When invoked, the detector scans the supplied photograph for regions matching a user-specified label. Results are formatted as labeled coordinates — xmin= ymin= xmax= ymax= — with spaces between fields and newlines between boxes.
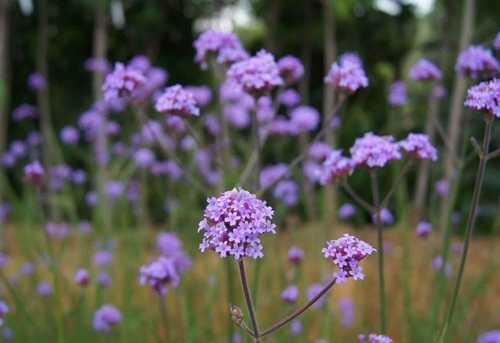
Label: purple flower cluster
xmin=194 ymin=30 xmax=248 ymax=70
xmin=156 ymin=232 xmax=192 ymax=274
xmin=277 ymin=55 xmax=304 ymax=85
xmin=260 ymin=164 xmax=289 ymax=190
xmin=416 ymin=221 xmax=432 ymax=238
xmin=409 ymin=59 xmax=442 ymax=81
xmin=399 ymin=133 xmax=438 ymax=161
xmin=288 ymin=246 xmax=304 ymax=265
xmin=155 ymin=85 xmax=200 ymax=117
xmin=74 ymin=268 xmax=90 ymax=287
xmin=338 ymin=203 xmax=357 ymax=221
xmin=45 ymin=222 xmax=70 ymax=240
xmin=60 ymin=126 xmax=80 ymax=145
xmin=24 ymin=161 xmax=44 ymax=186
xmin=139 ymin=256 xmax=180 ymax=295
xmin=27 ymin=72 xmax=47 ymax=91
xmin=324 ymin=54 xmax=368 ymax=93
xmin=281 ymin=285 xmax=299 ymax=304
xmin=37 ymin=282 xmax=53 ymax=297
xmin=320 ymin=150 xmax=355 ymax=185
xmin=279 ymin=89 xmax=301 ymax=108
xmin=456 ymin=46 xmax=499 ymax=79
xmin=227 ymin=50 xmax=283 ymax=95
xmin=198 ymin=188 xmax=276 ymax=259
xmin=307 ymin=283 xmax=327 ymax=309
xmin=373 ymin=208 xmax=394 ymax=226
xmin=477 ymin=330 xmax=500 ymax=343
xmin=93 ymin=305 xmax=122 ymax=333
xmin=322 ymin=234 xmax=376 ymax=283
xmin=12 ymin=104 xmax=37 ymax=122
xmin=350 ymin=133 xmax=402 ymax=168
xmin=0 ymin=302 xmax=8 ymax=326
xmin=339 ymin=298 xmax=355 ymax=328
xmin=184 ymin=86 xmax=212 ymax=107
xmin=273 ymin=180 xmax=299 ymax=206
xmin=102 ymin=63 xmax=146 ymax=103
xmin=290 ymin=106 xmax=320 ymax=133
xmin=464 ymin=79 xmax=500 ymax=118
xmin=388 ymin=81 xmax=407 ymax=107
xmin=358 ymin=334 xmax=393 ymax=343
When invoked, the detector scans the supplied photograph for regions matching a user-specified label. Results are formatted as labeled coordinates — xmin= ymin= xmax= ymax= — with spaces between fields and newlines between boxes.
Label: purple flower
xmin=339 ymin=298 xmax=355 ymax=328
xmin=456 ymin=46 xmax=499 ymax=79
xmin=279 ymin=89 xmax=301 ymax=108
xmin=277 ymin=55 xmax=304 ymax=85
xmin=227 ymin=50 xmax=283 ymax=96
xmin=71 ymin=169 xmax=87 ymax=185
xmin=477 ymin=330 xmax=500 ymax=343
xmin=0 ymin=204 xmax=10 ymax=224
xmin=256 ymin=96 xmax=275 ymax=123
xmin=27 ymin=72 xmax=47 ymax=91
xmin=309 ymin=142 xmax=333 ymax=162
xmin=432 ymin=84 xmax=447 ymax=99
xmin=320 ymin=150 xmax=355 ymax=185
xmin=399 ymin=133 xmax=438 ymax=161
xmin=79 ymin=221 xmax=92 ymax=235
xmin=358 ymin=334 xmax=393 ymax=343
xmin=435 ymin=179 xmax=449 ymax=198
xmin=134 ymin=148 xmax=155 ymax=169
xmin=324 ymin=54 xmax=368 ymax=93
xmin=1 ymin=153 xmax=15 ymax=168
xmin=204 ymin=115 xmax=221 ymax=136
xmin=290 ymin=319 xmax=303 ymax=336
xmin=20 ymin=262 xmax=35 ymax=276
xmin=0 ymin=253 xmax=9 ymax=268
xmin=260 ymin=164 xmax=289 ymax=190
xmin=24 ymin=161 xmax=44 ymax=186
xmin=416 ymin=221 xmax=432 ymax=238
xmin=0 ymin=302 xmax=8 ymax=326
xmin=12 ymin=104 xmax=37 ymax=122
xmin=273 ymin=180 xmax=299 ymax=206
xmin=290 ymin=106 xmax=320 ymax=133
xmin=86 ymin=191 xmax=99 ymax=207
xmin=224 ymin=105 xmax=251 ymax=129
xmin=464 ymin=78 xmax=500 ymax=118
xmin=27 ymin=131 xmax=42 ymax=147
xmin=287 ymin=246 xmax=304 ymax=266
xmin=84 ymin=57 xmax=111 ymax=74
xmin=194 ymin=30 xmax=248 ymax=70
xmin=37 ymin=282 xmax=53 ymax=297
xmin=373 ymin=208 xmax=394 ymax=226
xmin=106 ymin=181 xmax=124 ymax=200
xmin=139 ymin=256 xmax=180 ymax=294
xmin=45 ymin=222 xmax=70 ymax=240
xmin=129 ymin=55 xmax=151 ymax=71
xmin=74 ymin=269 xmax=90 ymax=287
xmin=268 ymin=117 xmax=297 ymax=136
xmin=9 ymin=141 xmax=27 ymax=158
xmin=156 ymin=232 xmax=192 ymax=274
xmin=323 ymin=234 xmax=376 ymax=283
xmin=60 ymin=126 xmax=80 ymax=145
xmin=281 ymin=285 xmax=299 ymax=304
xmin=388 ymin=81 xmax=407 ymax=107
xmin=409 ymin=59 xmax=442 ymax=81
xmin=432 ymin=256 xmax=452 ymax=277
xmin=184 ymin=86 xmax=212 ymax=107
xmin=303 ymin=161 xmax=323 ymax=184
xmin=93 ymin=305 xmax=122 ymax=333
xmin=350 ymin=133 xmax=402 ymax=168
xmin=102 ymin=63 xmax=147 ymax=103
xmin=97 ymin=272 xmax=112 ymax=288
xmin=198 ymin=188 xmax=276 ymax=259
xmin=155 ymin=85 xmax=200 ymax=117
xmin=94 ymin=251 xmax=113 ymax=269
xmin=307 ymin=283 xmax=327 ymax=309
xmin=338 ymin=203 xmax=357 ymax=221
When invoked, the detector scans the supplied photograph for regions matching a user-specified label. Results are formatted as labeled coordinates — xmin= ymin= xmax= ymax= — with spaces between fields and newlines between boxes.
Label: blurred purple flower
xmin=155 ymin=85 xmax=200 ymax=117
xmin=290 ymin=106 xmax=320 ymax=133
xmin=93 ymin=305 xmax=122 ymax=333
xmin=27 ymin=72 xmax=47 ymax=91
xmin=102 ymin=62 xmax=146 ymax=103
xmin=309 ymin=142 xmax=333 ymax=162
xmin=339 ymin=298 xmax=355 ymax=328
xmin=290 ymin=319 xmax=303 ymax=336
xmin=281 ymin=285 xmax=299 ymax=304
xmin=97 ymin=272 xmax=112 ymax=288
xmin=37 ymin=282 xmax=53 ymax=297
xmin=409 ymin=59 xmax=442 ymax=81
xmin=74 ymin=269 xmax=90 ymax=287
xmin=416 ymin=221 xmax=432 ymax=238
xmin=139 ymin=256 xmax=180 ymax=295
xmin=194 ymin=30 xmax=248 ymax=70
xmin=279 ymin=89 xmax=301 ymax=108
xmin=432 ymin=256 xmax=452 ymax=277
xmin=84 ymin=57 xmax=111 ymax=74
xmin=435 ymin=179 xmax=449 ymax=198
xmin=134 ymin=148 xmax=155 ymax=169
xmin=456 ymin=46 xmax=499 ymax=79
xmin=400 ymin=133 xmax=438 ymax=161
xmin=12 ymin=104 xmax=37 ymax=122
xmin=45 ymin=222 xmax=70 ymax=240
xmin=477 ymin=330 xmax=500 ymax=343
xmin=106 ymin=181 xmax=124 ymax=200
xmin=338 ymin=203 xmax=357 ymax=221
xmin=260 ymin=164 xmax=289 ymax=190
xmin=350 ymin=133 xmax=402 ymax=168
xmin=307 ymin=283 xmax=327 ymax=309
xmin=372 ymin=208 xmax=394 ymax=226
xmin=60 ymin=126 xmax=80 ymax=145
xmin=388 ymin=81 xmax=407 ymax=107
xmin=273 ymin=180 xmax=299 ymax=206
xmin=24 ymin=161 xmax=44 ymax=186
xmin=320 ymin=150 xmax=355 ymax=185
xmin=185 ymin=85 xmax=212 ymax=107
xmin=277 ymin=55 xmax=304 ymax=85
xmin=358 ymin=334 xmax=393 ymax=343
xmin=288 ymin=246 xmax=304 ymax=266
xmin=94 ymin=251 xmax=113 ymax=269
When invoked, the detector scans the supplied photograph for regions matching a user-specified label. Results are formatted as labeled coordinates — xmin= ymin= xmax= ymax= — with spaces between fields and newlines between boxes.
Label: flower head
xmin=156 ymin=232 xmax=192 ymax=274
xmin=290 ymin=106 xmax=320 ymax=133
xmin=60 ymin=126 xmax=80 ymax=145
xmin=227 ymin=50 xmax=283 ymax=95
xmin=102 ymin=63 xmax=146 ymax=103
xmin=74 ymin=269 xmax=90 ymax=287
xmin=358 ymin=334 xmax=393 ymax=343
xmin=322 ymin=234 xmax=376 ymax=283
xmin=288 ymin=246 xmax=304 ymax=265
xmin=409 ymin=59 xmax=442 ymax=81
xmin=400 ymin=133 xmax=438 ymax=161
xmin=388 ymin=81 xmax=407 ymax=107
xmin=281 ymin=285 xmax=299 ymax=304
xmin=155 ymin=85 xmax=200 ymax=117
xmin=339 ymin=298 xmax=355 ymax=328
xmin=307 ymin=283 xmax=327 ymax=309
xmin=279 ymin=89 xmax=302 ymax=108
xmin=93 ymin=305 xmax=122 ymax=333
xmin=416 ymin=221 xmax=432 ymax=238
xmin=28 ymin=72 xmax=47 ymax=91
xmin=350 ymin=133 xmax=402 ymax=168
xmin=0 ymin=302 xmax=8 ymax=326
xmin=184 ymin=86 xmax=212 ymax=107
xmin=339 ymin=203 xmax=357 ymax=221
xmin=320 ymin=150 xmax=355 ymax=185
xmin=324 ymin=54 xmax=368 ymax=93
xmin=260 ymin=164 xmax=289 ymax=190
xmin=464 ymin=78 xmax=500 ymax=117
xmin=139 ymin=256 xmax=180 ymax=294
xmin=37 ymin=282 xmax=53 ymax=297
xmin=97 ymin=272 xmax=112 ymax=288
xmin=24 ymin=161 xmax=44 ymax=186
xmin=456 ymin=46 xmax=499 ymax=79
xmin=198 ymin=188 xmax=276 ymax=259
xmin=373 ymin=208 xmax=394 ymax=226
xmin=477 ymin=330 xmax=500 ymax=343
xmin=194 ymin=30 xmax=248 ymax=69
xmin=273 ymin=180 xmax=299 ymax=206
xmin=45 ymin=222 xmax=69 ymax=240
xmin=93 ymin=251 xmax=113 ymax=269
xmin=277 ymin=55 xmax=304 ymax=85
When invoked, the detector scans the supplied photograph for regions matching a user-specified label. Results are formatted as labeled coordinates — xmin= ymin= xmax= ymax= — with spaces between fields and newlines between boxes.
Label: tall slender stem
xmin=370 ymin=171 xmax=387 ymax=333
xmin=237 ymin=260 xmax=260 ymax=342
xmin=437 ymin=115 xmax=494 ymax=342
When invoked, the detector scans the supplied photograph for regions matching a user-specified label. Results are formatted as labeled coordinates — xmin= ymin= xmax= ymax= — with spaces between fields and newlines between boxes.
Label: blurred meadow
xmin=1 ymin=0 xmax=500 ymax=342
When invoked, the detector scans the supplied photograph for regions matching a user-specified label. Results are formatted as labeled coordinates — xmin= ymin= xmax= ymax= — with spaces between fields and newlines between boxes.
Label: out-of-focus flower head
xmin=320 ymin=150 xmax=355 ymax=185
xmin=194 ymin=30 xmax=249 ymax=70
xmin=279 ymin=89 xmax=301 ymax=108
xmin=0 ymin=301 xmax=8 ymax=326
xmin=93 ymin=251 xmax=113 ymax=269
xmin=45 ymin=222 xmax=70 ymax=240
xmin=134 ymin=148 xmax=155 ymax=169
xmin=477 ymin=330 xmax=500 ymax=343
xmin=268 ymin=116 xmax=297 ymax=136
xmin=139 ymin=256 xmax=180 ymax=295
xmin=435 ymin=179 xmax=449 ymax=198
xmin=338 ymin=203 xmax=357 ymax=221
xmin=106 ymin=181 xmax=124 ymax=200
xmin=464 ymin=78 xmax=500 ymax=118
xmin=277 ymin=55 xmax=304 ymax=85
xmin=37 ymin=282 xmax=53 ymax=297
xmin=24 ymin=161 xmax=44 ymax=186
xmin=325 ymin=53 xmax=368 ymax=93
xmin=456 ymin=46 xmax=499 ymax=79
xmin=260 ymin=164 xmax=289 ymax=190
xmin=388 ymin=81 xmax=407 ymax=107
xmin=399 ymin=133 xmax=438 ymax=161
xmin=350 ymin=133 xmax=402 ymax=168
xmin=60 ymin=126 xmax=80 ymax=145
xmin=256 ymin=96 xmax=275 ymax=123
xmin=281 ymin=285 xmax=299 ymax=304
xmin=273 ymin=180 xmax=299 ymax=206
xmin=416 ymin=221 xmax=432 ymax=238
xmin=97 ymin=272 xmax=112 ymax=288
xmin=84 ymin=57 xmax=111 ymax=74
xmin=373 ymin=208 xmax=394 ymax=226
xmin=156 ymin=232 xmax=192 ymax=274
xmin=307 ymin=283 xmax=327 ymax=309
xmin=93 ymin=305 xmax=122 ymax=333
xmin=12 ymin=104 xmax=37 ymax=122
xmin=27 ymin=72 xmax=47 ymax=91
xmin=339 ymin=298 xmax=355 ymax=328
xmin=290 ymin=319 xmax=303 ymax=336
xmin=288 ymin=246 xmax=304 ymax=266
xmin=155 ymin=85 xmax=200 ymax=117
xmin=102 ymin=63 xmax=146 ymax=103
xmin=409 ymin=59 xmax=442 ymax=81
xmin=432 ymin=256 xmax=452 ymax=277
xmin=309 ymin=142 xmax=333 ymax=162
xmin=74 ymin=268 xmax=90 ymax=287
xmin=185 ymin=86 xmax=212 ymax=108
xmin=358 ymin=334 xmax=393 ymax=343
xmin=290 ymin=106 xmax=320 ymax=133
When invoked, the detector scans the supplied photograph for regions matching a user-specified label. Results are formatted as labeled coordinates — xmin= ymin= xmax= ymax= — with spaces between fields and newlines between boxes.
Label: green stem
xmin=237 ymin=260 xmax=261 ymax=342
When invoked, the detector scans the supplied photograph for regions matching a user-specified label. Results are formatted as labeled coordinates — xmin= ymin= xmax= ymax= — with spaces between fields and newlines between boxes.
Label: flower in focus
xmin=139 ymin=256 xmax=180 ymax=295
xmin=74 ymin=269 xmax=91 ymax=287
xmin=227 ymin=50 xmax=283 ymax=96
xmin=102 ymin=63 xmax=146 ymax=103
xmin=288 ymin=246 xmax=304 ymax=265
xmin=338 ymin=203 xmax=357 ymax=221
xmin=307 ymin=283 xmax=327 ymax=309
xmin=388 ymin=81 xmax=407 ymax=107
xmin=456 ymin=46 xmax=499 ymax=79
xmin=464 ymin=79 xmax=500 ymax=118
xmin=323 ymin=234 xmax=376 ymax=283
xmin=93 ymin=305 xmax=122 ymax=333
xmin=409 ymin=59 xmax=442 ymax=81
xmin=198 ymin=188 xmax=276 ymax=259
xmin=320 ymin=150 xmax=355 ymax=185
xmin=290 ymin=106 xmax=320 ymax=133
xmin=273 ymin=180 xmax=299 ymax=206
xmin=194 ymin=30 xmax=248 ymax=70
xmin=324 ymin=54 xmax=368 ymax=93
xmin=416 ymin=221 xmax=432 ymax=238
xmin=399 ymin=133 xmax=438 ymax=161
xmin=156 ymin=232 xmax=192 ymax=274
xmin=358 ymin=333 xmax=393 ymax=343
xmin=277 ymin=55 xmax=304 ymax=85
xmin=350 ymin=133 xmax=402 ymax=168
xmin=281 ymin=285 xmax=299 ymax=304
xmin=24 ymin=161 xmax=44 ymax=186
xmin=155 ymin=85 xmax=200 ymax=117
xmin=477 ymin=330 xmax=500 ymax=343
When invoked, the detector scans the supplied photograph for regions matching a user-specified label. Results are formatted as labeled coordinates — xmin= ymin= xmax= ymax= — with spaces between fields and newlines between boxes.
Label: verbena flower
xmin=97 ymin=272 xmax=112 ymax=288
xmin=350 ymin=133 xmax=402 ymax=168
xmin=279 ymin=89 xmax=301 ymax=107
xmin=74 ymin=269 xmax=90 ymax=287
xmin=134 ymin=148 xmax=155 ymax=169
xmin=494 ymin=33 xmax=500 ymax=50
xmin=0 ymin=301 xmax=8 ymax=326
xmin=416 ymin=221 xmax=432 ymax=238
xmin=435 ymin=179 xmax=449 ymax=198
xmin=198 ymin=188 xmax=276 ymax=259
xmin=273 ymin=180 xmax=299 ymax=206
xmin=373 ymin=208 xmax=394 ymax=226
xmin=324 ymin=54 xmax=368 ymax=93
xmin=227 ymin=50 xmax=283 ymax=96
xmin=399 ymin=133 xmax=438 ymax=161
xmin=388 ymin=81 xmax=407 ymax=107
xmin=24 ymin=161 xmax=44 ymax=186
xmin=156 ymin=232 xmax=192 ymax=274
xmin=60 ymin=126 xmax=80 ymax=145
xmin=358 ymin=333 xmax=393 ymax=343
xmin=260 ymin=164 xmax=289 ymax=190
xmin=2 ymin=327 xmax=12 ymax=341
xmin=155 ymin=85 xmax=200 ymax=117
xmin=194 ymin=30 xmax=248 ymax=70
xmin=477 ymin=330 xmax=500 ymax=343
xmin=281 ymin=285 xmax=299 ymax=304
xmin=102 ymin=63 xmax=146 ymax=103
xmin=290 ymin=106 xmax=320 ymax=133
xmin=12 ymin=104 xmax=37 ymax=122
xmin=339 ymin=298 xmax=355 ymax=328
xmin=290 ymin=319 xmax=303 ymax=336
xmin=27 ymin=72 xmax=47 ymax=91
xmin=93 ymin=305 xmax=122 ymax=333
xmin=339 ymin=203 xmax=357 ymax=221
xmin=456 ymin=46 xmax=499 ymax=79
xmin=93 ymin=251 xmax=113 ymax=269
xmin=320 ymin=150 xmax=355 ymax=185
xmin=307 ymin=283 xmax=327 ymax=308
xmin=37 ymin=282 xmax=53 ymax=298
xmin=288 ymin=246 xmax=304 ymax=265
xmin=308 ymin=142 xmax=333 ymax=162
xmin=84 ymin=57 xmax=110 ymax=74
xmin=322 ymin=234 xmax=376 ymax=283
xmin=464 ymin=78 xmax=500 ymax=118
xmin=409 ymin=59 xmax=442 ymax=81
xmin=45 ymin=222 xmax=70 ymax=240
xmin=139 ymin=256 xmax=180 ymax=295
xmin=184 ymin=86 xmax=212 ymax=107
xmin=277 ymin=55 xmax=304 ymax=85
xmin=432 ymin=256 xmax=452 ymax=277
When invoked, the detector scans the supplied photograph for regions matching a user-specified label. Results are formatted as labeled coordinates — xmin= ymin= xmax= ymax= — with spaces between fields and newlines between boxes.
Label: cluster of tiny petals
xmin=358 ymin=333 xmax=393 ymax=343
xmin=456 ymin=46 xmax=499 ymax=79
xmin=277 ymin=55 xmax=304 ymax=84
xmin=322 ymin=234 xmax=376 ymax=283
xmin=198 ymin=188 xmax=276 ymax=259
xmin=155 ymin=85 xmax=200 ymax=117
xmin=399 ymin=133 xmax=438 ymax=161
xmin=464 ymin=78 xmax=500 ymax=118
xmin=227 ymin=50 xmax=283 ymax=95
xmin=93 ymin=305 xmax=122 ymax=333
xmin=194 ymin=30 xmax=248 ymax=69
xmin=324 ymin=54 xmax=368 ymax=93
xmin=102 ymin=63 xmax=147 ymax=103
xmin=139 ymin=256 xmax=180 ymax=295
xmin=320 ymin=150 xmax=355 ymax=185
xmin=409 ymin=59 xmax=442 ymax=81
xmin=350 ymin=133 xmax=402 ymax=168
